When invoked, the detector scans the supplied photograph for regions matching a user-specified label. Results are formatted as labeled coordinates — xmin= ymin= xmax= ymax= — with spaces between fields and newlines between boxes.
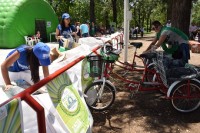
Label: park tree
xmin=170 ymin=0 xmax=192 ymax=35
xmin=192 ymin=0 xmax=200 ymax=25
xmin=47 ymin=0 xmax=75 ymax=19
xmin=111 ymin=0 xmax=118 ymax=25
xmin=45 ymin=0 xmax=200 ymax=35
xmin=130 ymin=0 xmax=163 ymax=32
xmin=90 ymin=0 xmax=95 ymax=23
xmin=166 ymin=0 xmax=199 ymax=35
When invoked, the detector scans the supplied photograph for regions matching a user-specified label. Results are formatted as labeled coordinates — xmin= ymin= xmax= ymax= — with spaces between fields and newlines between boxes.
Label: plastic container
xmin=87 ymin=55 xmax=102 ymax=77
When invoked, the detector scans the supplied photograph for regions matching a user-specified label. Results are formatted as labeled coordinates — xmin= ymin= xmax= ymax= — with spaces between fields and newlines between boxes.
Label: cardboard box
xmin=191 ymin=43 xmax=200 ymax=53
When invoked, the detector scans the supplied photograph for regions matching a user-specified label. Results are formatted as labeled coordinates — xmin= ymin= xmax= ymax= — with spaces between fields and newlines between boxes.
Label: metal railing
xmin=0 ymin=46 xmax=101 ymax=133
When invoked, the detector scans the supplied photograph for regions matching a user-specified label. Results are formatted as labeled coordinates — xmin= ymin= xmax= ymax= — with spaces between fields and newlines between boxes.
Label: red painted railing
xmin=111 ymin=37 xmax=119 ymax=49
xmin=0 ymin=45 xmax=101 ymax=133
xmin=111 ymin=33 xmax=124 ymax=50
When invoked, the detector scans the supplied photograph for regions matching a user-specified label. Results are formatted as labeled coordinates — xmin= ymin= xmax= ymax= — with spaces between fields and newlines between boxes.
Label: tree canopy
xmin=47 ymin=0 xmax=199 ymax=34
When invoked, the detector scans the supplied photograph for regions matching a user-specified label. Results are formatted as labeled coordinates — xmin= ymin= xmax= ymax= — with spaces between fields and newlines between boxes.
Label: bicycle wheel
xmin=84 ymin=81 xmax=115 ymax=111
xmin=145 ymin=63 xmax=156 ymax=82
xmin=170 ymin=80 xmax=200 ymax=113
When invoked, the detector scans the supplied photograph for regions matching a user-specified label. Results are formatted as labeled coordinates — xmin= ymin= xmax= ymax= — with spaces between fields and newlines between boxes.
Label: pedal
xmin=132 ymin=62 xmax=136 ymax=66
xmin=128 ymin=83 xmax=138 ymax=89
xmin=129 ymin=92 xmax=135 ymax=99
xmin=128 ymin=83 xmax=141 ymax=99
xmin=83 ymin=93 xmax=88 ymax=98
xmin=128 ymin=83 xmax=139 ymax=92
xmin=140 ymin=81 xmax=161 ymax=88
xmin=122 ymin=70 xmax=129 ymax=76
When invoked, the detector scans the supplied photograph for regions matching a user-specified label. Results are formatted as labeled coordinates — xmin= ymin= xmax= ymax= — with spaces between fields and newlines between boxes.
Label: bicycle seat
xmin=140 ymin=53 xmax=157 ymax=59
xmin=130 ymin=42 xmax=143 ymax=48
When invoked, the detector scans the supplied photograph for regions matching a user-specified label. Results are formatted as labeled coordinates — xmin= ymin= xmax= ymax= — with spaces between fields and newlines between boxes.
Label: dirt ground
xmin=92 ymin=33 xmax=200 ymax=133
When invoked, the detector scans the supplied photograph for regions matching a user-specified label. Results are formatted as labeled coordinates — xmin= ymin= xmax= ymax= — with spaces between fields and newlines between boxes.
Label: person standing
xmin=90 ymin=22 xmax=96 ymax=37
xmin=189 ymin=22 xmax=198 ymax=40
xmin=80 ymin=22 xmax=89 ymax=37
xmin=135 ymin=26 xmax=138 ymax=39
xmin=110 ymin=25 xmax=115 ymax=34
xmin=55 ymin=13 xmax=76 ymax=47
xmin=166 ymin=20 xmax=171 ymax=27
xmin=75 ymin=22 xmax=81 ymax=42
xmin=130 ymin=27 xmax=134 ymax=39
xmin=140 ymin=27 xmax=144 ymax=38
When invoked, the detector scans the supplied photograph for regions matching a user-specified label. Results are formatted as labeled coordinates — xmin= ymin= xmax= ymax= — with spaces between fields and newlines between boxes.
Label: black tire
xmin=145 ymin=63 xmax=156 ymax=82
xmin=169 ymin=80 xmax=200 ymax=113
xmin=145 ymin=63 xmax=168 ymax=94
xmin=84 ymin=81 xmax=115 ymax=111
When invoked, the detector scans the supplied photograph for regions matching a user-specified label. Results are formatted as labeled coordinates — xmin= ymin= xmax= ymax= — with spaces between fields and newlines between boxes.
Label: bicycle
xmin=84 ymin=43 xmax=166 ymax=111
xmin=84 ymin=53 xmax=116 ymax=111
xmin=84 ymin=42 xmax=200 ymax=113
xmin=138 ymin=51 xmax=200 ymax=113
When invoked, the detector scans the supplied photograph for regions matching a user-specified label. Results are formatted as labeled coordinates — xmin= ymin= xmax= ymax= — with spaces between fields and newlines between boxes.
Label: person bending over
xmin=144 ymin=20 xmax=190 ymax=67
xmin=1 ymin=42 xmax=51 ymax=90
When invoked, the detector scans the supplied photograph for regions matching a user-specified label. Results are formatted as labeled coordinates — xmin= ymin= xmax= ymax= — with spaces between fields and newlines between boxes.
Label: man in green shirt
xmin=145 ymin=20 xmax=190 ymax=67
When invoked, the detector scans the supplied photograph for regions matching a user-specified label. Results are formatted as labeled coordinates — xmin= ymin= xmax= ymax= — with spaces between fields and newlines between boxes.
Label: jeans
xmin=162 ymin=43 xmax=190 ymax=70
xmin=180 ymin=43 xmax=190 ymax=63
xmin=82 ymin=33 xmax=89 ymax=37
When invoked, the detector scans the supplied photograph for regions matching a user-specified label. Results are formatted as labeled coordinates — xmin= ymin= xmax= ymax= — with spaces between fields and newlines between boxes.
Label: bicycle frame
xmin=115 ymin=46 xmax=146 ymax=72
xmin=98 ymin=77 xmax=106 ymax=100
xmin=101 ymin=59 xmax=167 ymax=92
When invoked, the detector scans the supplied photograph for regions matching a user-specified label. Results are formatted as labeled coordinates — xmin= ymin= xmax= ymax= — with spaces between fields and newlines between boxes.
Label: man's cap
xmin=62 ymin=13 xmax=70 ymax=19
xmin=33 ymin=42 xmax=51 ymax=66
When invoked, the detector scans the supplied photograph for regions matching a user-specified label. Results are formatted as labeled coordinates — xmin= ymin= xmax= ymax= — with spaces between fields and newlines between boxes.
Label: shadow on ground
xmin=92 ymin=86 xmax=200 ymax=133
xmin=92 ymin=35 xmax=200 ymax=133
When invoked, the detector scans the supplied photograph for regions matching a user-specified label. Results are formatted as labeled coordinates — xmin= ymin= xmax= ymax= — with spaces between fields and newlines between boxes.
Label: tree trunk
xmin=90 ymin=0 xmax=95 ymax=23
xmin=146 ymin=17 xmax=149 ymax=32
xmin=142 ymin=16 xmax=144 ymax=28
xmin=112 ymin=0 xmax=117 ymax=25
xmin=149 ymin=19 xmax=152 ymax=32
xmin=167 ymin=0 xmax=172 ymax=20
xmin=171 ymin=0 xmax=192 ymax=36
xmin=105 ymin=11 xmax=109 ymax=29
xmin=138 ymin=6 xmax=141 ymax=27
xmin=134 ymin=7 xmax=137 ymax=26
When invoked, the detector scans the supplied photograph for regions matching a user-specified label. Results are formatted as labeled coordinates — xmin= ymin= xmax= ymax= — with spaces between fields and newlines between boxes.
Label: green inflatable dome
xmin=0 ymin=0 xmax=59 ymax=48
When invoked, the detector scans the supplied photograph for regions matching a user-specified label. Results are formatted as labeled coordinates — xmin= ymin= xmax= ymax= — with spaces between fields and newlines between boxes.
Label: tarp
xmin=0 ymin=98 xmax=23 ymax=133
xmin=0 ymin=37 xmax=103 ymax=133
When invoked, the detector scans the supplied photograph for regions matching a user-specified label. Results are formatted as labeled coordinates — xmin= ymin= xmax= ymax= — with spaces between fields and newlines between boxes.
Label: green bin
xmin=87 ymin=55 xmax=102 ymax=77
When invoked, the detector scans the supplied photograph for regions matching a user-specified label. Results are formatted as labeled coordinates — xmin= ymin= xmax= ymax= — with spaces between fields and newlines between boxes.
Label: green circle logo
xmin=59 ymin=86 xmax=80 ymax=116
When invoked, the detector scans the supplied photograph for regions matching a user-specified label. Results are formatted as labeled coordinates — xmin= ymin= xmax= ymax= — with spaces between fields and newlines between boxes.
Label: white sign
xmin=47 ymin=21 xmax=51 ymax=28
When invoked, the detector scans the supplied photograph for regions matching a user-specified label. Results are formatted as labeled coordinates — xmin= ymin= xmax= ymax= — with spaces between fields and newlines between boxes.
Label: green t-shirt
xmin=156 ymin=26 xmax=189 ymax=54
